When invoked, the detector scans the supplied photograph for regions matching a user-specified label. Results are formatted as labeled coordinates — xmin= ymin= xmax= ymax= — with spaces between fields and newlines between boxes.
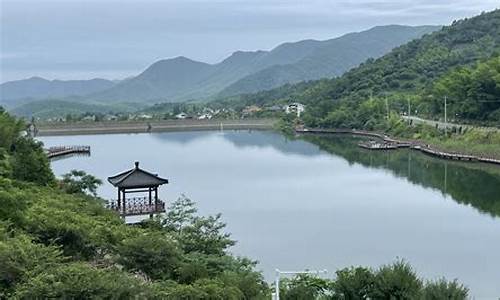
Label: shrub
xmin=421 ymin=278 xmax=469 ymax=300
xmin=331 ymin=266 xmax=375 ymax=299
xmin=369 ymin=260 xmax=423 ymax=299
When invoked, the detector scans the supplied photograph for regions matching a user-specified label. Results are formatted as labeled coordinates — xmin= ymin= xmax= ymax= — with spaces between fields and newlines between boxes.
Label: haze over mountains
xmin=0 ymin=25 xmax=439 ymax=109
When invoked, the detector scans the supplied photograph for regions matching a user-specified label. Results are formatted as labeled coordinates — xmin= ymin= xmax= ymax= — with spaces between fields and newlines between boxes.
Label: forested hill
xmin=85 ymin=25 xmax=438 ymax=104
xmin=225 ymin=9 xmax=500 ymax=127
xmin=218 ymin=25 xmax=439 ymax=97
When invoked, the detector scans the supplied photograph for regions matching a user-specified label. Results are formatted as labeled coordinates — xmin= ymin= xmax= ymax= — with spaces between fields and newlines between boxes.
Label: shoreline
xmin=296 ymin=128 xmax=500 ymax=166
xmin=35 ymin=118 xmax=278 ymax=136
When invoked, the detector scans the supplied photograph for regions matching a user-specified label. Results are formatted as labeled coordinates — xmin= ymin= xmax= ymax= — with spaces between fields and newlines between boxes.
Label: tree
xmin=421 ymin=278 xmax=469 ymax=300
xmin=60 ymin=170 xmax=102 ymax=196
xmin=331 ymin=266 xmax=375 ymax=299
xmin=161 ymin=196 xmax=235 ymax=256
xmin=0 ymin=111 xmax=23 ymax=150
xmin=278 ymin=274 xmax=330 ymax=300
xmin=10 ymin=138 xmax=55 ymax=186
xmin=369 ymin=260 xmax=423 ymax=300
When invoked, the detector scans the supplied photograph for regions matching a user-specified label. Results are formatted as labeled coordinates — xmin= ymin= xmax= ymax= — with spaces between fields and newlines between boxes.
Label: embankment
xmin=36 ymin=119 xmax=278 ymax=136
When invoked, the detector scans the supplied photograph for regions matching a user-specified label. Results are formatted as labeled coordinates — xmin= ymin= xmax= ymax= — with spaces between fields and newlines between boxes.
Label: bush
xmin=60 ymin=169 xmax=103 ymax=196
xmin=0 ymin=227 xmax=63 ymax=297
xmin=331 ymin=266 xmax=375 ymax=299
xmin=369 ymin=260 xmax=423 ymax=299
xmin=118 ymin=231 xmax=181 ymax=280
xmin=422 ymin=278 xmax=469 ymax=300
xmin=13 ymin=263 xmax=152 ymax=299
xmin=10 ymin=138 xmax=55 ymax=186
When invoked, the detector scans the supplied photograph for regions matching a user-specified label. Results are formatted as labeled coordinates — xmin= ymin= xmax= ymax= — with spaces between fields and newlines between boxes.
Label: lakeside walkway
xmin=296 ymin=128 xmax=500 ymax=166
xmin=36 ymin=118 xmax=278 ymax=136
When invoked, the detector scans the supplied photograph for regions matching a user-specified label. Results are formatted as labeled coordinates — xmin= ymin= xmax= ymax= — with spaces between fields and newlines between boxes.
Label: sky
xmin=1 ymin=0 xmax=499 ymax=83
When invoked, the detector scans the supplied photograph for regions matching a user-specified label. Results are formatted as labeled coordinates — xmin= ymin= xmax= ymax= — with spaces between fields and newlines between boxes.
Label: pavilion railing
xmin=107 ymin=196 xmax=166 ymax=216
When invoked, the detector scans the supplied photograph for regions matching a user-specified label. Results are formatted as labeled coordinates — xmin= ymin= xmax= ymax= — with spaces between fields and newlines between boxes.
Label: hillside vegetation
xmin=213 ymin=10 xmax=500 ymax=158
xmin=219 ymin=25 xmax=439 ymax=97
xmin=296 ymin=10 xmax=500 ymax=128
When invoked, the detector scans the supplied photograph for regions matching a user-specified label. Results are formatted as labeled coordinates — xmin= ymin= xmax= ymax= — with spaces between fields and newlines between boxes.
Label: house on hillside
xmin=198 ymin=113 xmax=212 ymax=120
xmin=285 ymin=103 xmax=305 ymax=117
xmin=175 ymin=112 xmax=188 ymax=119
xmin=242 ymin=105 xmax=262 ymax=116
xmin=138 ymin=114 xmax=153 ymax=120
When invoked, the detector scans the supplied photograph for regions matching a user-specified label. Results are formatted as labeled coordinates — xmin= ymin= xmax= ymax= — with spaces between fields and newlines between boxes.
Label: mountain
xmin=0 ymin=77 xmax=115 ymax=108
xmin=219 ymin=25 xmax=440 ymax=96
xmin=89 ymin=25 xmax=439 ymax=104
xmin=227 ymin=9 xmax=500 ymax=125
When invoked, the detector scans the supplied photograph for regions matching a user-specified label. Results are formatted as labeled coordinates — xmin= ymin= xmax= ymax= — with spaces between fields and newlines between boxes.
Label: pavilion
xmin=107 ymin=161 xmax=169 ymax=217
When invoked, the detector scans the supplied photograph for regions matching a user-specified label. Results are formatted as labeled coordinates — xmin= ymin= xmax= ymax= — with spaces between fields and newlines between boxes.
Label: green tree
xmin=279 ymin=274 xmax=330 ymax=300
xmin=331 ymin=266 xmax=375 ymax=300
xmin=162 ymin=196 xmax=235 ymax=256
xmin=369 ymin=260 xmax=423 ymax=300
xmin=421 ymin=278 xmax=469 ymax=300
xmin=10 ymin=138 xmax=55 ymax=186
xmin=60 ymin=169 xmax=103 ymax=196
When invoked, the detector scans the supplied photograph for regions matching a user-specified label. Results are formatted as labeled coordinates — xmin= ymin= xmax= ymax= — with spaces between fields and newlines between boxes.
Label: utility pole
xmin=407 ymin=97 xmax=411 ymax=124
xmin=385 ymin=97 xmax=389 ymax=119
xmin=444 ymin=96 xmax=447 ymax=135
xmin=274 ymin=269 xmax=328 ymax=300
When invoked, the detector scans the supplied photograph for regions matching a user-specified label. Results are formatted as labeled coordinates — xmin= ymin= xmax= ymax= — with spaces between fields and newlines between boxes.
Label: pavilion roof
xmin=108 ymin=162 xmax=169 ymax=189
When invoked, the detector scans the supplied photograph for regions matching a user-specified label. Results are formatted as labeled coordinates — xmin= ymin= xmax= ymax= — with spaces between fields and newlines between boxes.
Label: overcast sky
xmin=1 ymin=0 xmax=499 ymax=83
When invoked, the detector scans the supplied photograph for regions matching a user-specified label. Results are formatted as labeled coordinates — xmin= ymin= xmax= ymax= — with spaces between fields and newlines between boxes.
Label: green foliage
xmin=118 ymin=231 xmax=181 ymax=280
xmin=0 ymin=110 xmax=23 ymax=150
xmin=432 ymin=56 xmax=500 ymax=122
xmin=369 ymin=260 xmax=423 ymax=299
xmin=0 ymin=179 xmax=29 ymax=227
xmin=161 ymin=196 xmax=235 ymax=256
xmin=0 ymin=226 xmax=63 ymax=297
xmin=60 ymin=169 xmax=103 ymax=196
xmin=10 ymin=137 xmax=55 ymax=186
xmin=276 ymin=261 xmax=468 ymax=300
xmin=421 ymin=278 xmax=469 ymax=300
xmin=13 ymin=263 xmax=152 ymax=299
xmin=331 ymin=267 xmax=375 ymax=299
xmin=279 ymin=274 xmax=330 ymax=300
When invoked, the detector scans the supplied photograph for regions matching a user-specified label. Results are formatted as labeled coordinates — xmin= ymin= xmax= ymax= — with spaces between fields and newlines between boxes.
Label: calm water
xmin=39 ymin=131 xmax=500 ymax=298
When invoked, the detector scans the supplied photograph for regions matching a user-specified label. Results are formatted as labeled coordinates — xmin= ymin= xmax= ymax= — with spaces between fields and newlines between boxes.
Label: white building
xmin=285 ymin=103 xmax=305 ymax=117
xmin=175 ymin=112 xmax=188 ymax=119
xmin=198 ymin=113 xmax=212 ymax=120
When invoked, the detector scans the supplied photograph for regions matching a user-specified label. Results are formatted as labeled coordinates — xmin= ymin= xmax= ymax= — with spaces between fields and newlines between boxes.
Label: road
xmin=402 ymin=116 xmax=499 ymax=132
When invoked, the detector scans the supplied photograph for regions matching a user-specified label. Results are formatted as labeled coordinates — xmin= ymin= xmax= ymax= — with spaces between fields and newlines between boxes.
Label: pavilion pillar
xmin=122 ymin=189 xmax=126 ymax=215
xmin=149 ymin=187 xmax=153 ymax=219
xmin=117 ymin=188 xmax=121 ymax=209
xmin=155 ymin=187 xmax=159 ymax=210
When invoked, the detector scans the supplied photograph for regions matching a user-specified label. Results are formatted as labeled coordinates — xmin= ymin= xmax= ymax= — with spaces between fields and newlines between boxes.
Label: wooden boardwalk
xmin=296 ymin=128 xmax=500 ymax=166
xmin=45 ymin=145 xmax=91 ymax=159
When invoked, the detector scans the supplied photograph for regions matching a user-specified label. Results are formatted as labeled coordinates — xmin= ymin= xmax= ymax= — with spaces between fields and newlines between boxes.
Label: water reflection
xmin=152 ymin=130 xmax=323 ymax=157
xmin=304 ymin=135 xmax=500 ymax=218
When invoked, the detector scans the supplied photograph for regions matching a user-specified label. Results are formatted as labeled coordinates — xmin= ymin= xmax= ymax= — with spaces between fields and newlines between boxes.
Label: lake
xmin=39 ymin=130 xmax=500 ymax=298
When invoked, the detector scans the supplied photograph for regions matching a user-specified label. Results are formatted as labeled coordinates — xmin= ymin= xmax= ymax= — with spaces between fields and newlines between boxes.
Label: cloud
xmin=1 ymin=0 xmax=498 ymax=82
